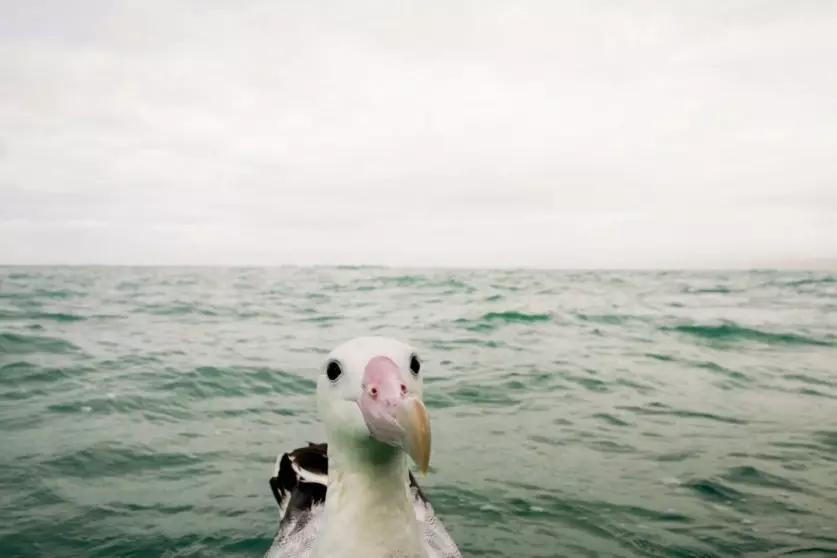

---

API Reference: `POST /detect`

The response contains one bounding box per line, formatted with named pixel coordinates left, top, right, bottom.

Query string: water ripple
left=0, top=267, right=835, bottom=558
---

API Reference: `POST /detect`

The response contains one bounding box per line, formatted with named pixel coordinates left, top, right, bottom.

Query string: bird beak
left=359, top=356, right=432, bottom=475
left=394, top=396, right=431, bottom=475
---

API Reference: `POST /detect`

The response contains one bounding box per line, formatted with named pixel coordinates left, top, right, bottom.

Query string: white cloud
left=1, top=0, right=836, bottom=267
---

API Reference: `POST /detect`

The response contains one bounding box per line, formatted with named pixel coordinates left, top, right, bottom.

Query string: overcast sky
left=1, top=0, right=835, bottom=268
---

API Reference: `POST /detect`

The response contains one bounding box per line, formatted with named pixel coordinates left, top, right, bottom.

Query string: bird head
left=316, top=336, right=431, bottom=475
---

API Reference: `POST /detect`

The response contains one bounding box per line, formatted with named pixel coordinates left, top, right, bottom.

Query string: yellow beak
left=396, top=396, right=431, bottom=475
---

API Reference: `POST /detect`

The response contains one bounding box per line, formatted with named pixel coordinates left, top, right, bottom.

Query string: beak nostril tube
left=370, top=387, right=378, bottom=398
left=400, top=384, right=407, bottom=395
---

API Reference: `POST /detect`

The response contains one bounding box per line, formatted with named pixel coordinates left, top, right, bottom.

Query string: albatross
left=264, top=336, right=462, bottom=558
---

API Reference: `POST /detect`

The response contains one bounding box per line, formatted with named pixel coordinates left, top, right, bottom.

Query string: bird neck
left=313, top=436, right=425, bottom=558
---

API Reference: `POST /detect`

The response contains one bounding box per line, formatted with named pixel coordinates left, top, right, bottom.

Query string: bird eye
left=409, top=354, right=421, bottom=376
left=326, top=361, right=342, bottom=382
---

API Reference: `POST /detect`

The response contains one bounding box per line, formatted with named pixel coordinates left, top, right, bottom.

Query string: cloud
left=1, top=0, right=836, bottom=267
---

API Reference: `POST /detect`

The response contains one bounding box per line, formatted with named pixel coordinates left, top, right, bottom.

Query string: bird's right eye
left=326, top=361, right=342, bottom=382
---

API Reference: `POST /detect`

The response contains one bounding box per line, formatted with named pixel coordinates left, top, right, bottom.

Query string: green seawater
left=1, top=267, right=836, bottom=558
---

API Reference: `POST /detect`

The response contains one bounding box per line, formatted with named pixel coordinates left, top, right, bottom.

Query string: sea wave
left=1, top=267, right=835, bottom=558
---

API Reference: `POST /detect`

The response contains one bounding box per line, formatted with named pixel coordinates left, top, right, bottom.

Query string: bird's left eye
left=409, top=354, right=421, bottom=376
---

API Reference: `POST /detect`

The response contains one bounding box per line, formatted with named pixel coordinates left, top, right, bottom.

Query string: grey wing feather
left=264, top=442, right=461, bottom=558
left=409, top=480, right=463, bottom=558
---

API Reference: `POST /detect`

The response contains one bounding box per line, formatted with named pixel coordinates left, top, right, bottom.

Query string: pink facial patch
left=363, top=356, right=407, bottom=402
left=359, top=356, right=410, bottom=446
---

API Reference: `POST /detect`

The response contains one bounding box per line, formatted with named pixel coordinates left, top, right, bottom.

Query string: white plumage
left=264, top=337, right=462, bottom=558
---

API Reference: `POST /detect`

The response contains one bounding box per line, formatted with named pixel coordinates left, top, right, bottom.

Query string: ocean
left=0, top=266, right=835, bottom=558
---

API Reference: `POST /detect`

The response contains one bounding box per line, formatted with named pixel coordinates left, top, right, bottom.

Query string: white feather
left=289, top=458, right=328, bottom=487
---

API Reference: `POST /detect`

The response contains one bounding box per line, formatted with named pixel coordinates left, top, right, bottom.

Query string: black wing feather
left=269, top=442, right=428, bottom=515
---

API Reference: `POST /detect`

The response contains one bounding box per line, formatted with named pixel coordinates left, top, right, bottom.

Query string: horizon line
left=1, top=261, right=835, bottom=272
